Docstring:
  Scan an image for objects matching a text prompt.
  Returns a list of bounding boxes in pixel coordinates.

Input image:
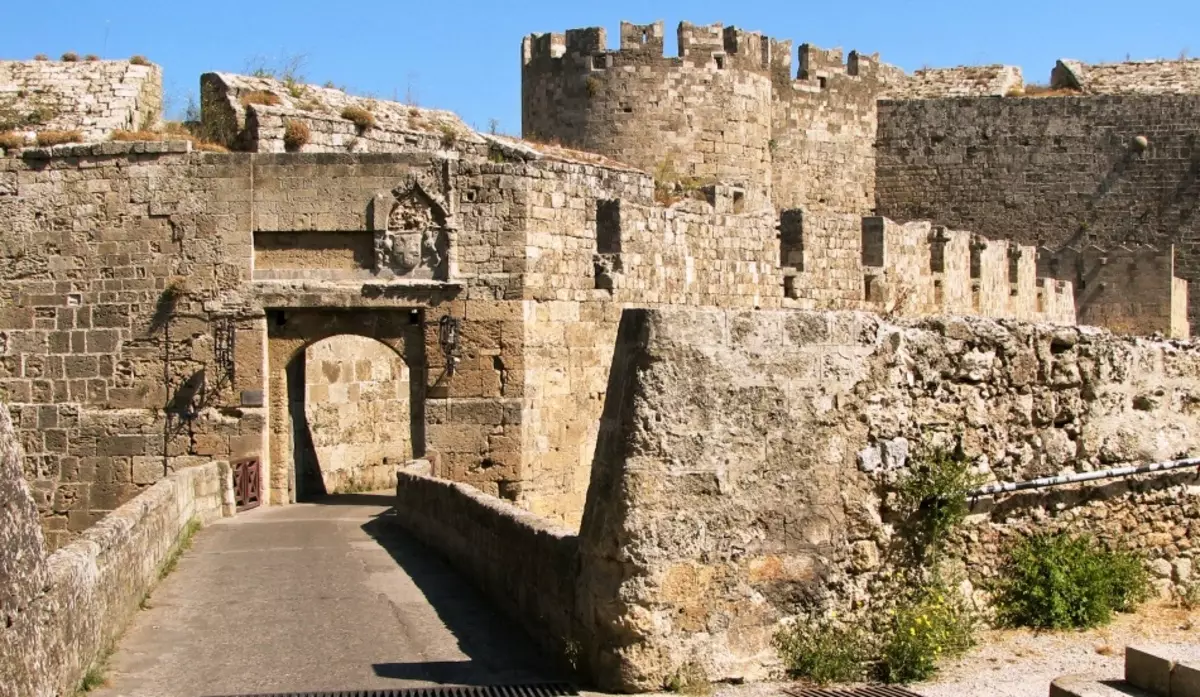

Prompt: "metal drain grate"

[205,683,578,697]
[783,686,924,697]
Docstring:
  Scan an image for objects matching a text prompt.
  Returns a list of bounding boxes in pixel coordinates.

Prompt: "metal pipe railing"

[966,456,1200,498]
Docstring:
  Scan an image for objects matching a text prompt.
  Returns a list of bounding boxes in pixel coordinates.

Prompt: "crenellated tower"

[522,21,775,209]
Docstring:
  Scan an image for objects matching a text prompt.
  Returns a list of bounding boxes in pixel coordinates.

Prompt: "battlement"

[523,20,777,71]
[1037,244,1188,337]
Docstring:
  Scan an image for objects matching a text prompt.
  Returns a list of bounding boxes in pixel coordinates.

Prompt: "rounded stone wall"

[522,21,773,206]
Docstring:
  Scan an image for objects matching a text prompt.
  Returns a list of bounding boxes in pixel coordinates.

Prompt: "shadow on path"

[359,501,564,686]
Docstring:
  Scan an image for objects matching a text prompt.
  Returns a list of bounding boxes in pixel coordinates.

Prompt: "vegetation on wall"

[991,532,1150,630]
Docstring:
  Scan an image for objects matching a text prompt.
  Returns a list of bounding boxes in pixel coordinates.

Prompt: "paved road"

[92,492,553,697]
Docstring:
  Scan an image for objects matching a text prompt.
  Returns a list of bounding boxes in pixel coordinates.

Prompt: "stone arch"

[265,309,427,504]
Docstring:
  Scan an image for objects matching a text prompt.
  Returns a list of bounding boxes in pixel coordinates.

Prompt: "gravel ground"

[699,601,1199,697]
[911,601,1200,697]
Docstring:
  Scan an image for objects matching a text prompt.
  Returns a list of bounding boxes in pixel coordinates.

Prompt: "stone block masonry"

[572,307,1200,690]
[0,399,234,697]
[0,59,162,142]
[875,93,1200,332]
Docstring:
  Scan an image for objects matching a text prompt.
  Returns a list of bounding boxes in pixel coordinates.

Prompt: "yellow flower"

[910,627,916,636]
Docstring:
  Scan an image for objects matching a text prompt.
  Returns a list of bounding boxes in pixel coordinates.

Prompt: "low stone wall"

[1,399,234,697]
[390,467,579,663]
[573,307,1200,691]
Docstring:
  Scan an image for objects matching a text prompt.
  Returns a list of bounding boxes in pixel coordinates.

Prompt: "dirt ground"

[913,600,1200,697]
[704,600,1199,697]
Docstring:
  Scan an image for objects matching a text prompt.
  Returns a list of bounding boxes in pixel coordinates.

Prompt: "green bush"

[878,579,976,684]
[993,532,1150,630]
[895,446,983,559]
[774,616,874,685]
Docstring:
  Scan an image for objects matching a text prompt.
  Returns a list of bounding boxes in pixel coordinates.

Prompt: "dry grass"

[129,55,150,66]
[283,120,309,151]
[33,54,48,61]
[1010,84,1081,98]
[109,128,229,153]
[0,131,26,150]
[61,51,79,62]
[239,90,281,107]
[84,54,99,62]
[36,130,83,147]
[340,105,375,131]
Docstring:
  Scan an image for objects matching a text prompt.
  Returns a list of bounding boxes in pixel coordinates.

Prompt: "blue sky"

[4,1,1197,134]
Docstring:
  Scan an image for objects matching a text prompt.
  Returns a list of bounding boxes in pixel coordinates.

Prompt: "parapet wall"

[782,212,1079,326]
[0,59,162,142]
[200,72,486,155]
[893,64,1024,98]
[1052,57,1200,94]
[390,467,578,665]
[0,397,232,697]
[575,307,1200,690]
[1039,244,1190,338]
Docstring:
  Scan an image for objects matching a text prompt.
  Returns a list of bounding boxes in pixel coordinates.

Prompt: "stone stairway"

[1051,647,1200,697]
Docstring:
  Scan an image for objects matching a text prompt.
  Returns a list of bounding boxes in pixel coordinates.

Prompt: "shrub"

[895,446,984,560]
[878,579,976,684]
[1176,581,1200,610]
[283,120,309,151]
[340,105,375,131]
[239,90,281,107]
[33,54,48,61]
[0,131,25,150]
[663,662,712,695]
[36,130,83,146]
[84,54,99,62]
[993,532,1151,630]
[61,51,79,62]
[775,616,874,685]
[129,55,150,66]
[439,124,458,148]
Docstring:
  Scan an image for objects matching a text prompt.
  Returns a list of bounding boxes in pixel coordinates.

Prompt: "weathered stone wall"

[574,307,1200,690]
[517,159,784,524]
[302,336,410,494]
[1052,57,1200,94]
[200,73,487,157]
[875,94,1200,331]
[522,22,775,208]
[0,396,232,697]
[0,143,527,544]
[893,64,1024,98]
[770,47,899,215]
[0,59,162,142]
[1039,244,1190,338]
[390,466,579,666]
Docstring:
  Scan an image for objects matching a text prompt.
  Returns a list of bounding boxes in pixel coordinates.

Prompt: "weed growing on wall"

[895,445,984,562]
[878,576,977,684]
[774,615,875,685]
[776,442,982,685]
[992,532,1150,630]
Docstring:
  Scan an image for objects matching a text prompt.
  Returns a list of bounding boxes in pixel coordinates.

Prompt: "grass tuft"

[129,55,150,66]
[158,517,202,581]
[36,130,83,147]
[340,105,375,131]
[283,120,310,151]
[33,54,49,61]
[84,54,99,62]
[0,131,26,150]
[61,51,79,62]
[239,90,281,107]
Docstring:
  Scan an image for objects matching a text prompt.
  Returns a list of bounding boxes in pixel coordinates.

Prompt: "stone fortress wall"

[522,20,1197,337]
[0,58,162,143]
[0,29,1196,542]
